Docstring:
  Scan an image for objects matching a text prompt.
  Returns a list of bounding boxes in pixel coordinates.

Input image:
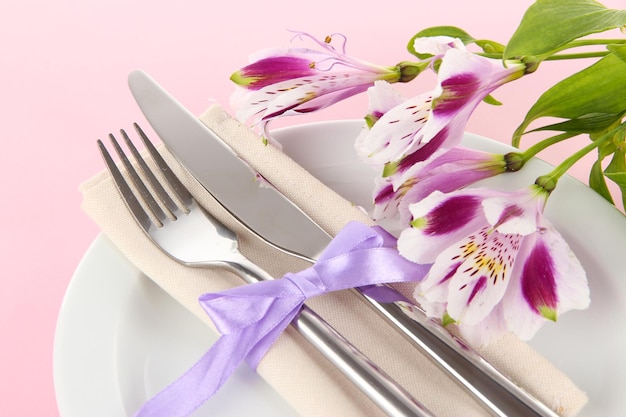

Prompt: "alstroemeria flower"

[372,146,507,232]
[357,46,527,174]
[411,35,466,56]
[398,186,589,346]
[416,48,526,162]
[230,32,408,136]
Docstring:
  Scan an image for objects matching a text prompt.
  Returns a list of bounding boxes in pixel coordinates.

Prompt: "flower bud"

[396,61,426,83]
[535,174,557,193]
[504,152,525,171]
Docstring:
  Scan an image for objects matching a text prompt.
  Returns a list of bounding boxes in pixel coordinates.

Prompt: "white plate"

[54,120,626,416]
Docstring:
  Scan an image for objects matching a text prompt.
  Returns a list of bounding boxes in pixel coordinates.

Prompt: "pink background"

[1,0,623,415]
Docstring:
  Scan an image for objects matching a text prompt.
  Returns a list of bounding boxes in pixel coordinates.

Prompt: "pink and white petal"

[455,303,508,348]
[355,81,408,160]
[422,145,498,167]
[481,189,542,236]
[407,189,485,231]
[270,84,369,117]
[233,52,319,90]
[444,228,518,325]
[421,49,525,146]
[263,73,376,115]
[365,80,408,119]
[230,87,259,121]
[435,49,494,90]
[413,290,447,320]
[547,228,590,313]
[503,227,588,340]
[412,260,461,318]
[398,191,486,264]
[370,152,442,226]
[412,36,466,56]
[397,154,506,208]
[358,91,433,165]
[434,49,524,103]
[388,147,448,189]
[502,243,555,340]
[371,178,405,229]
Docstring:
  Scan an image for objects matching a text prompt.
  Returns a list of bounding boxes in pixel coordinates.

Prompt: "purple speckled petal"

[396,126,450,172]
[234,56,317,90]
[421,194,482,235]
[520,241,558,318]
[435,72,481,115]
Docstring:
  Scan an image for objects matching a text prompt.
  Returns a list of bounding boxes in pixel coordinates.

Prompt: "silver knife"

[128,69,559,417]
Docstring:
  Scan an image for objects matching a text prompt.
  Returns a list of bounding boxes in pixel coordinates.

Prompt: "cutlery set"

[96,70,561,417]
[98,125,433,417]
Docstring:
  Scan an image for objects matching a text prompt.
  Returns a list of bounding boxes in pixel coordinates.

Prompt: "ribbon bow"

[134,222,429,417]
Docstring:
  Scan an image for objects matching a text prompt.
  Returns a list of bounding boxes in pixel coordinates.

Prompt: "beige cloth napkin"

[80,104,587,417]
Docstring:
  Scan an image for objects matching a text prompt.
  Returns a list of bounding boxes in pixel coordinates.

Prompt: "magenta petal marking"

[397,126,450,172]
[521,241,558,313]
[424,195,481,235]
[436,73,481,114]
[466,276,487,305]
[372,110,385,119]
[439,262,462,285]
[241,57,316,90]
[374,182,394,204]
[494,205,525,228]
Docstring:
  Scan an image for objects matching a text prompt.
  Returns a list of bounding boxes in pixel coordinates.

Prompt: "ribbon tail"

[245,309,299,369]
[132,331,247,417]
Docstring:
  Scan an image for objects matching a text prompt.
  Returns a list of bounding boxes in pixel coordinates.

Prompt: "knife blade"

[127,73,330,261]
[128,69,559,417]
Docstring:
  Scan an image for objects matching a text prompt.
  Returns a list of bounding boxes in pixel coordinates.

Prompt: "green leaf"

[512,53,626,146]
[605,147,626,179]
[589,159,614,204]
[608,43,626,63]
[604,147,626,208]
[483,94,502,106]
[605,171,626,185]
[605,171,626,208]
[504,0,626,60]
[409,25,475,45]
[475,39,506,55]
[407,26,475,58]
[526,112,626,134]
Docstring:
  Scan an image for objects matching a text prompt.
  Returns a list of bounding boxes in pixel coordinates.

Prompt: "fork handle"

[225,257,436,417]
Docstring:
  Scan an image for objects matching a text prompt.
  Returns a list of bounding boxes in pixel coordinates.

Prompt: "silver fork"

[97,123,436,417]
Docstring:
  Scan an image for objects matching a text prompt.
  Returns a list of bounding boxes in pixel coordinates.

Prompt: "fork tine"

[97,139,153,231]
[109,131,168,224]
[120,127,180,216]
[133,123,194,207]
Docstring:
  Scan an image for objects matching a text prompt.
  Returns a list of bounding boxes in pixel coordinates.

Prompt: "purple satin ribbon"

[133,221,429,417]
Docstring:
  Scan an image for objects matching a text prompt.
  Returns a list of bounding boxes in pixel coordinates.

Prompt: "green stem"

[545,39,626,56]
[544,51,610,60]
[478,39,626,60]
[520,132,579,161]
[506,132,577,172]
[537,126,623,191]
[564,39,626,48]
[477,53,504,59]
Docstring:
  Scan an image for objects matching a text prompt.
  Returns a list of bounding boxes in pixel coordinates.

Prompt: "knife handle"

[353,288,560,417]
[226,257,436,417]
